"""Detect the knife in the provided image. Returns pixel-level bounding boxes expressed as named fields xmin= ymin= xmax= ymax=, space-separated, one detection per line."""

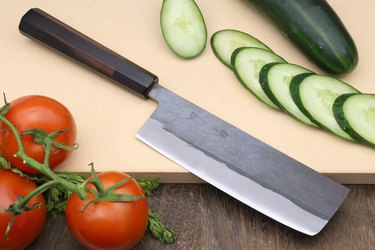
xmin=19 ymin=8 xmax=349 ymax=236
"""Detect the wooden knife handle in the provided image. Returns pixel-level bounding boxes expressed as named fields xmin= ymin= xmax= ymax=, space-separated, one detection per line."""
xmin=19 ymin=8 xmax=158 ymax=98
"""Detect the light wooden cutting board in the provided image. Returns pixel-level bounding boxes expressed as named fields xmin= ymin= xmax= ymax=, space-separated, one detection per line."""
xmin=1 ymin=0 xmax=374 ymax=183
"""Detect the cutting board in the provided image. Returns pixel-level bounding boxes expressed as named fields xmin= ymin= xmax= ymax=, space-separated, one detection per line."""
xmin=1 ymin=0 xmax=374 ymax=183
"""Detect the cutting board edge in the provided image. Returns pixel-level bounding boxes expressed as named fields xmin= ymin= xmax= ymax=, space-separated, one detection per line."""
xmin=58 ymin=171 xmax=375 ymax=184
xmin=325 ymin=173 xmax=375 ymax=185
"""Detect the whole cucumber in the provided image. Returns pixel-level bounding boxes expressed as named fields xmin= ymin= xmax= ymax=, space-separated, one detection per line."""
xmin=244 ymin=0 xmax=358 ymax=75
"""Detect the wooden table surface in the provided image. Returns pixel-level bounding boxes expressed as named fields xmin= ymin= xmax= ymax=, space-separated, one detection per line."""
xmin=27 ymin=183 xmax=375 ymax=250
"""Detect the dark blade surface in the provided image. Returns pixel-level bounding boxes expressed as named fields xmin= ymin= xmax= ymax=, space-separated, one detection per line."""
xmin=137 ymin=85 xmax=349 ymax=235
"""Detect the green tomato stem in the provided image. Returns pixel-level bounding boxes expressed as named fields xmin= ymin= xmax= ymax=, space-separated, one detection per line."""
xmin=15 ymin=179 xmax=60 ymax=209
xmin=88 ymin=163 xmax=107 ymax=196
xmin=0 ymin=115 xmax=87 ymax=200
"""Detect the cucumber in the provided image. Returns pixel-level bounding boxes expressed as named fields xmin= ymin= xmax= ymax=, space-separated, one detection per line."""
xmin=160 ymin=0 xmax=207 ymax=58
xmin=333 ymin=93 xmax=375 ymax=146
xmin=210 ymin=29 xmax=271 ymax=69
xmin=290 ymin=74 xmax=360 ymax=140
xmin=232 ymin=47 xmax=285 ymax=109
xmin=244 ymin=0 xmax=358 ymax=75
xmin=259 ymin=63 xmax=317 ymax=127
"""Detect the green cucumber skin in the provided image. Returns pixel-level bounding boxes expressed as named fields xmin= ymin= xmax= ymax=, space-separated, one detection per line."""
xmin=289 ymin=73 xmax=321 ymax=126
xmin=210 ymin=32 xmax=229 ymax=67
xmin=244 ymin=0 xmax=358 ymax=75
xmin=259 ymin=63 xmax=319 ymax=127
xmin=259 ymin=62 xmax=284 ymax=109
xmin=210 ymin=29 xmax=272 ymax=69
xmin=333 ymin=94 xmax=373 ymax=146
xmin=231 ymin=47 xmax=285 ymax=109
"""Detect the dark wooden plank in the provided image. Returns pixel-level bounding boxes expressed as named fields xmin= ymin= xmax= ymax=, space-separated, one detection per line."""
xmin=27 ymin=184 xmax=375 ymax=250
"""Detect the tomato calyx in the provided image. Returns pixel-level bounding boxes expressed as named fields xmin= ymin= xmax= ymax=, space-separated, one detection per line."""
xmin=82 ymin=164 xmax=145 ymax=212
xmin=21 ymin=127 xmax=78 ymax=161
xmin=1 ymin=194 xmax=43 ymax=239
xmin=0 ymin=93 xmax=10 ymax=117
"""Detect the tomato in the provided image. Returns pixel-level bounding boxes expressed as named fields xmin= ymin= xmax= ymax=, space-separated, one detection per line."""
xmin=0 ymin=95 xmax=77 ymax=174
xmin=65 ymin=171 xmax=148 ymax=250
xmin=0 ymin=169 xmax=47 ymax=250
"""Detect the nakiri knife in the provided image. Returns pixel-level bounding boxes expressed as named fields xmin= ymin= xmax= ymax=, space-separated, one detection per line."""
xmin=19 ymin=8 xmax=349 ymax=236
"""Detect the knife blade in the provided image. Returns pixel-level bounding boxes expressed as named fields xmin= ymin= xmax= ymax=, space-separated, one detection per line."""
xmin=18 ymin=8 xmax=349 ymax=235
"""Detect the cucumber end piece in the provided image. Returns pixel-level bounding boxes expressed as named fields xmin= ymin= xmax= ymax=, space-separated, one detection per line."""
xmin=160 ymin=0 xmax=207 ymax=59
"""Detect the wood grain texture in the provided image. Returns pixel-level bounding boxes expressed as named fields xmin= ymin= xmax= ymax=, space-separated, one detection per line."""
xmin=27 ymin=184 xmax=375 ymax=250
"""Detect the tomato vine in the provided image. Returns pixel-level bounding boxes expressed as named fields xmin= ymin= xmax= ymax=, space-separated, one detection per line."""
xmin=0 ymin=96 xmax=176 ymax=248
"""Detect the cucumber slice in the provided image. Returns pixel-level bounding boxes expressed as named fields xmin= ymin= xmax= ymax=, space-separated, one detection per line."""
xmin=333 ymin=93 xmax=375 ymax=146
xmin=232 ymin=47 xmax=285 ymax=109
xmin=160 ymin=0 xmax=207 ymax=58
xmin=210 ymin=29 xmax=271 ymax=69
xmin=290 ymin=74 xmax=360 ymax=140
xmin=259 ymin=63 xmax=317 ymax=127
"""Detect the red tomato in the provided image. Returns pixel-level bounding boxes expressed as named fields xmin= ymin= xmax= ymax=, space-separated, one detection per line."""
xmin=65 ymin=171 xmax=148 ymax=250
xmin=0 ymin=169 xmax=47 ymax=250
xmin=0 ymin=95 xmax=77 ymax=174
